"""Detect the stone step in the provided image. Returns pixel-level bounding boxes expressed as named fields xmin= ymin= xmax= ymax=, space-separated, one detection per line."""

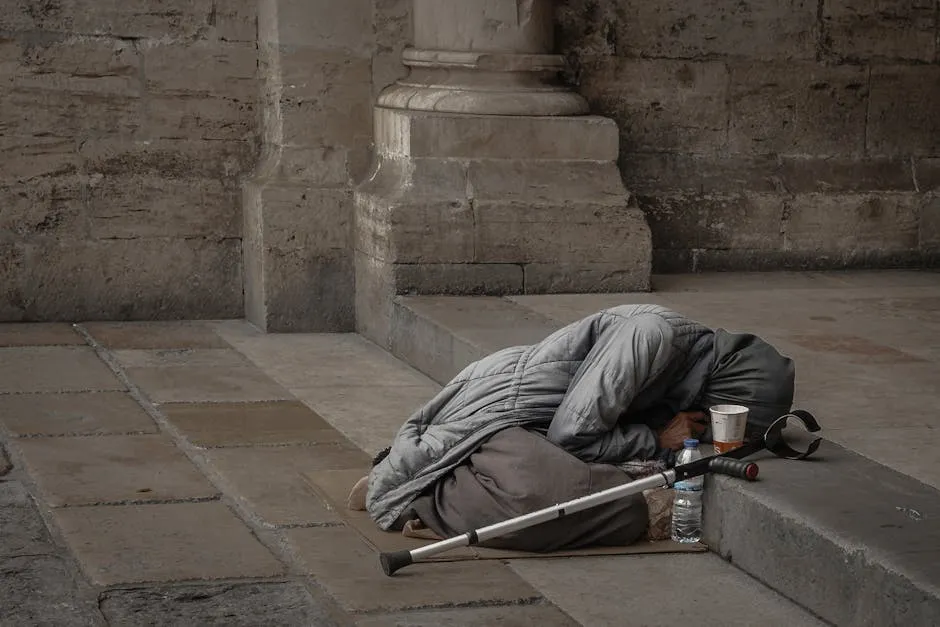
xmin=387 ymin=279 xmax=940 ymax=627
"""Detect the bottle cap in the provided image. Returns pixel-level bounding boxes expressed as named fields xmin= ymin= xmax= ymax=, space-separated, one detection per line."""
xmin=684 ymin=438 xmax=699 ymax=448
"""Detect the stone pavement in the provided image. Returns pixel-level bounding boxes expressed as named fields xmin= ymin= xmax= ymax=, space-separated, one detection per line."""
xmin=3 ymin=269 xmax=936 ymax=625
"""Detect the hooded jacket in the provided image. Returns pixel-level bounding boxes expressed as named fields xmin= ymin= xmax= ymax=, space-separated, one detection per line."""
xmin=366 ymin=304 xmax=795 ymax=530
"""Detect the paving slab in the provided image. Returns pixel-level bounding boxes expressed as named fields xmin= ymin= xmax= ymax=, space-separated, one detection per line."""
xmin=0 ymin=322 xmax=84 ymax=347
xmin=0 ymin=555 xmax=102 ymax=626
xmin=82 ymin=321 xmax=230 ymax=349
xmin=0 ymin=391 xmax=157 ymax=436
xmin=508 ymin=553 xmax=827 ymax=627
xmin=203 ymin=443 xmax=369 ymax=527
xmin=14 ymin=435 xmax=219 ymax=506
xmin=215 ymin=326 xmax=433 ymax=390
xmin=111 ymin=348 xmax=253 ymax=369
xmin=285 ymin=525 xmax=543 ymax=614
xmin=0 ymin=480 xmax=56 ymax=557
xmin=53 ymin=502 xmax=284 ymax=585
xmin=353 ymin=602 xmax=579 ymax=626
xmin=163 ymin=401 xmax=346 ymax=447
xmin=124 ymin=366 xmax=293 ymax=404
xmin=291 ymin=384 xmax=440 ymax=457
xmin=0 ymin=346 xmax=124 ymax=394
xmin=99 ymin=581 xmax=345 ymax=627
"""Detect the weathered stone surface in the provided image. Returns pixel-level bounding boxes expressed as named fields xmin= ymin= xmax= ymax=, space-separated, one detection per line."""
xmin=0 ymin=177 xmax=88 ymax=240
xmin=285 ymin=525 xmax=542 ymax=613
xmin=393 ymin=262 xmax=524 ymax=295
xmin=467 ymin=160 xmax=626 ymax=202
xmin=4 ymin=36 xmax=140 ymax=96
xmin=783 ymin=193 xmax=921 ymax=253
xmin=162 ymin=401 xmax=345 ymax=447
xmin=0 ymin=391 xmax=156 ymax=436
xmin=0 ymin=555 xmax=101 ymax=626
xmin=112 ymin=348 xmax=250 ymax=369
xmin=99 ymin=582 xmax=341 ymax=627
xmin=0 ymin=239 xmax=242 ymax=322
xmin=0 ymin=346 xmax=122 ymax=393
xmin=14 ymin=435 xmax=218 ymax=506
xmin=0 ymin=88 xmax=140 ymax=139
xmin=580 ymin=58 xmax=729 ymax=154
xmin=143 ymin=41 xmax=257 ymax=101
xmin=275 ymin=0 xmax=373 ymax=51
xmin=0 ymin=135 xmax=80 ymax=183
xmin=262 ymin=254 xmax=356 ymax=332
xmin=355 ymin=604 xmax=580 ymax=627
xmin=0 ymin=322 xmax=83 ymax=346
xmin=80 ymin=138 xmax=257 ymax=181
xmin=622 ymin=153 xmax=916 ymax=194
xmin=258 ymin=185 xmax=351 ymax=253
xmin=0 ymin=446 xmax=10 ymax=476
xmin=922 ymin=195 xmax=940 ymax=252
xmin=86 ymin=175 xmax=240 ymax=239
xmin=124 ymin=365 xmax=292 ymax=404
xmin=203 ymin=443 xmax=367 ymax=527
xmin=82 ymin=321 xmax=229 ymax=350
xmin=917 ymin=159 xmax=940 ymax=193
xmin=728 ymin=62 xmax=869 ymax=156
xmin=558 ymin=0 xmax=818 ymax=61
xmin=868 ymin=66 xmax=940 ymax=157
xmin=274 ymin=146 xmax=349 ymax=186
xmin=0 ymin=481 xmax=56 ymax=556
xmin=821 ymin=0 xmax=937 ymax=62
xmin=54 ymin=502 xmax=284 ymax=585
xmin=473 ymin=202 xmax=650 ymax=264
xmin=359 ymin=200 xmax=474 ymax=264
xmin=145 ymin=95 xmax=255 ymax=142
xmin=524 ymin=261 xmax=652 ymax=293
xmin=0 ymin=0 xmax=254 ymax=41
xmin=393 ymin=111 xmax=619 ymax=161
xmin=640 ymin=193 xmax=785 ymax=251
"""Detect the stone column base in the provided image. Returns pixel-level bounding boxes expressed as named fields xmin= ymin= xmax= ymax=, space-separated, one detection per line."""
xmin=354 ymin=107 xmax=652 ymax=347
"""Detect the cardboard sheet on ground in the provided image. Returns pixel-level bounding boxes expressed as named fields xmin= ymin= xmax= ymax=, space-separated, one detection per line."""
xmin=301 ymin=468 xmax=706 ymax=562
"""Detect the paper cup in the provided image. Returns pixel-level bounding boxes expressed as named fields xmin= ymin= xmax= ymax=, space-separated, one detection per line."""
xmin=709 ymin=404 xmax=749 ymax=454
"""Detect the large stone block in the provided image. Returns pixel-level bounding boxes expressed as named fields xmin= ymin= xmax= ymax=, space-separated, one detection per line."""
xmin=258 ymin=185 xmax=351 ymax=253
xmin=783 ymin=192 xmax=921 ymax=253
xmin=474 ymin=201 xmax=651 ymax=264
xmin=380 ymin=110 xmax=619 ymax=160
xmin=0 ymin=238 xmax=242 ymax=321
xmin=467 ymin=160 xmax=626 ymax=203
xmin=86 ymin=175 xmax=239 ymax=239
xmin=0 ymin=177 xmax=88 ymax=240
xmin=393 ymin=262 xmax=524 ymax=294
xmin=622 ymin=153 xmax=916 ymax=194
xmin=0 ymin=136 xmax=79 ymax=183
xmin=80 ymin=138 xmax=258 ymax=181
xmin=143 ymin=40 xmax=257 ymax=101
xmin=275 ymin=0 xmax=373 ymax=51
xmin=358 ymin=199 xmax=475 ymax=264
xmin=525 ymin=261 xmax=651 ymax=292
xmin=639 ymin=192 xmax=786 ymax=251
xmin=145 ymin=95 xmax=255 ymax=142
xmin=0 ymin=87 xmax=140 ymax=139
xmin=580 ymin=58 xmax=729 ymax=154
xmin=918 ymin=194 xmax=940 ymax=252
xmin=0 ymin=0 xmax=219 ymax=40
xmin=558 ymin=0 xmax=818 ymax=61
xmin=279 ymin=52 xmax=373 ymax=147
xmin=821 ymin=0 xmax=936 ymax=62
xmin=6 ymin=36 xmax=139 ymax=96
xmin=868 ymin=66 xmax=940 ymax=157
xmin=728 ymin=62 xmax=869 ymax=156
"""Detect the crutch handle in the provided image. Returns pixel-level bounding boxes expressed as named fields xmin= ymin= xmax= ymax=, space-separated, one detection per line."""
xmin=380 ymin=550 xmax=413 ymax=576
xmin=708 ymin=457 xmax=759 ymax=481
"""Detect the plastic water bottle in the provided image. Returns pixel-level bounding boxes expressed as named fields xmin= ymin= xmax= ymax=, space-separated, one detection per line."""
xmin=671 ymin=438 xmax=703 ymax=543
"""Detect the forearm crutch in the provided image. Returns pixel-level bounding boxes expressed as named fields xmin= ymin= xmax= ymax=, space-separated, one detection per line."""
xmin=379 ymin=410 xmax=821 ymax=576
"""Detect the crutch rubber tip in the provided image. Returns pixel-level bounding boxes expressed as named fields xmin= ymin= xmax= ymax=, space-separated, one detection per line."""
xmin=380 ymin=550 xmax=413 ymax=576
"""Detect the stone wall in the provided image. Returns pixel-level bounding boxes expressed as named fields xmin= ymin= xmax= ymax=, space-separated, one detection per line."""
xmin=0 ymin=1 xmax=258 ymax=320
xmin=557 ymin=0 xmax=940 ymax=271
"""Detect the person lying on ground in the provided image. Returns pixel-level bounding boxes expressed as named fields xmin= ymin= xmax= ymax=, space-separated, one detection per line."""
xmin=349 ymin=304 xmax=795 ymax=550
